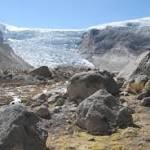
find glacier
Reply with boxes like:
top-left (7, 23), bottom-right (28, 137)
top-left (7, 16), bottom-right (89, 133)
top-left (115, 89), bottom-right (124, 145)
top-left (0, 23), bottom-right (94, 68)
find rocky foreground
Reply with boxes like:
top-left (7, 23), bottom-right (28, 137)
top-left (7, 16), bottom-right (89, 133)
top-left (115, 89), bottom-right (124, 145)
top-left (0, 56), bottom-right (150, 150)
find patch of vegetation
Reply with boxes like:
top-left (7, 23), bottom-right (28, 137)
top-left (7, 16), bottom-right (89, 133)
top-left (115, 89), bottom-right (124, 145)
top-left (46, 128), bottom-right (132, 150)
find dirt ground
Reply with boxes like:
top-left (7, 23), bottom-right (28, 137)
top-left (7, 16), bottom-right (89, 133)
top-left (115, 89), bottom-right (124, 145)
top-left (0, 81), bottom-right (150, 150)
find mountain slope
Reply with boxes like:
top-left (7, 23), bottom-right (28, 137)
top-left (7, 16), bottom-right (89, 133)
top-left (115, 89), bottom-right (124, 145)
top-left (80, 17), bottom-right (150, 71)
top-left (0, 43), bottom-right (32, 71)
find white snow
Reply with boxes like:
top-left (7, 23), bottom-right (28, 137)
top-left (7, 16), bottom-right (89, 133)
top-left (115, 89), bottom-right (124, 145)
top-left (10, 96), bottom-right (22, 105)
top-left (3, 23), bottom-right (85, 32)
top-left (89, 17), bottom-right (150, 30)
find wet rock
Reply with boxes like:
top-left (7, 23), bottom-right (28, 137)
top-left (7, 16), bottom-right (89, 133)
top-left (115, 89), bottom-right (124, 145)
top-left (76, 89), bottom-right (133, 135)
top-left (0, 105), bottom-right (48, 150)
top-left (67, 70), bottom-right (119, 104)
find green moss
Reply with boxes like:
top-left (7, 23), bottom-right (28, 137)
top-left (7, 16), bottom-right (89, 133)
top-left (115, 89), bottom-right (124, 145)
top-left (121, 127), bottom-right (138, 138)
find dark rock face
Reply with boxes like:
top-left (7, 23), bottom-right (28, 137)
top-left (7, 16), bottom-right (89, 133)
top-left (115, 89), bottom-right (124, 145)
top-left (0, 105), bottom-right (48, 150)
top-left (81, 27), bottom-right (150, 55)
top-left (67, 70), bottom-right (119, 104)
top-left (76, 89), bottom-right (133, 135)
top-left (29, 66), bottom-right (52, 78)
top-left (80, 25), bottom-right (150, 71)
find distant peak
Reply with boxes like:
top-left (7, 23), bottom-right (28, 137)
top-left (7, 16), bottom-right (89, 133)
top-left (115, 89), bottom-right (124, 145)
top-left (1, 17), bottom-right (150, 32)
top-left (89, 17), bottom-right (150, 30)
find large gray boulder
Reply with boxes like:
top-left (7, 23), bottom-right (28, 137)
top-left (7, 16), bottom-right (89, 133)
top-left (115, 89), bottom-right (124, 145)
top-left (67, 70), bottom-right (119, 104)
top-left (0, 105), bottom-right (48, 150)
top-left (76, 89), bottom-right (133, 135)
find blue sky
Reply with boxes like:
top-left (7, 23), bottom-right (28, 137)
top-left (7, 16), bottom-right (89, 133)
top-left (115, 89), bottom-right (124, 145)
top-left (0, 0), bottom-right (150, 28)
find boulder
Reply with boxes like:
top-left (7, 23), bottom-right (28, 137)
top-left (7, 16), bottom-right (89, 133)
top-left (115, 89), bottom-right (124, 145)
top-left (67, 70), bottom-right (119, 104)
top-left (0, 105), bottom-right (48, 150)
top-left (124, 75), bottom-right (148, 94)
top-left (140, 97), bottom-right (150, 107)
top-left (137, 91), bottom-right (150, 100)
top-left (34, 105), bottom-right (51, 119)
top-left (116, 107), bottom-right (133, 128)
top-left (76, 89), bottom-right (133, 135)
top-left (29, 66), bottom-right (52, 78)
